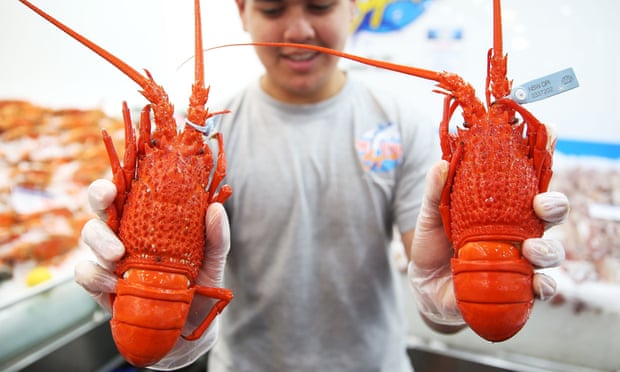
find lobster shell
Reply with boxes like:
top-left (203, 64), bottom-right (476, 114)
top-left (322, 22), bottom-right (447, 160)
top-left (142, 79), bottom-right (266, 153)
top-left (445, 104), bottom-right (545, 341)
top-left (114, 144), bottom-right (214, 281)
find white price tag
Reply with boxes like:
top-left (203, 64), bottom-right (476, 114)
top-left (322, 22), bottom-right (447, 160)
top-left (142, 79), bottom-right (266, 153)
top-left (510, 68), bottom-right (579, 104)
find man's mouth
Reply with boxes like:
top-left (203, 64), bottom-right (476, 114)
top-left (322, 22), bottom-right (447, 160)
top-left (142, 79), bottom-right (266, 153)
top-left (283, 51), bottom-right (318, 61)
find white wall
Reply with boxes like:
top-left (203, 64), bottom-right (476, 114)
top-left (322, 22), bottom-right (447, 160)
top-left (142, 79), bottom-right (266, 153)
top-left (0, 0), bottom-right (258, 114)
top-left (345, 0), bottom-right (619, 145)
top-left (1, 0), bottom-right (618, 144)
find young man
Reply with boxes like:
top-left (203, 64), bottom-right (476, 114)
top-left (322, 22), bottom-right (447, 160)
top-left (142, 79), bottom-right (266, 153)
top-left (77, 1), bottom-right (568, 371)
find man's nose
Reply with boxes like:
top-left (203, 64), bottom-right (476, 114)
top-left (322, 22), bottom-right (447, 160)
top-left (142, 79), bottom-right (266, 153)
top-left (283, 11), bottom-right (315, 42)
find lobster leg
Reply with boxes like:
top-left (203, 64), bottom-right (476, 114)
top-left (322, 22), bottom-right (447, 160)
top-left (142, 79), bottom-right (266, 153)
top-left (438, 95), bottom-right (461, 161)
top-left (495, 98), bottom-right (554, 191)
top-left (137, 105), bottom-right (152, 156)
top-left (485, 49), bottom-right (494, 106)
top-left (207, 133), bottom-right (232, 204)
top-left (102, 129), bottom-right (125, 233)
top-left (438, 95), bottom-right (463, 242)
top-left (121, 102), bottom-right (137, 188)
top-left (102, 101), bottom-right (140, 232)
top-left (439, 95), bottom-right (453, 161)
top-left (439, 142), bottom-right (463, 243)
top-left (182, 286), bottom-right (234, 341)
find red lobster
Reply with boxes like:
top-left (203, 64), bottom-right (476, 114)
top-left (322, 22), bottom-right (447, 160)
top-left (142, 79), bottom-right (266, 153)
top-left (210, 0), bottom-right (554, 342)
top-left (20, 0), bottom-right (233, 366)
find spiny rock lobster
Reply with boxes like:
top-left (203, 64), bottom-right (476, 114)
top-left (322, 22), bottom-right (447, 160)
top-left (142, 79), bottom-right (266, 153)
top-left (210, 0), bottom-right (556, 342)
top-left (20, 0), bottom-right (233, 366)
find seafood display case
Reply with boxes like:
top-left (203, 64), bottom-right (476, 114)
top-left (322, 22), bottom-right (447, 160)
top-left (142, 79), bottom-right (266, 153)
top-left (0, 101), bottom-right (126, 371)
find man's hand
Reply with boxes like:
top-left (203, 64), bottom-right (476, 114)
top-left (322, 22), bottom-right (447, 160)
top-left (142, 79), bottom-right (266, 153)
top-left (407, 160), bottom-right (568, 331)
top-left (74, 179), bottom-right (231, 370)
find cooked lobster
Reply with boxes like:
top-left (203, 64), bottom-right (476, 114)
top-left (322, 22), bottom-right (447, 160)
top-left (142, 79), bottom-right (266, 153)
top-left (209, 0), bottom-right (556, 341)
top-left (19, 0), bottom-right (233, 366)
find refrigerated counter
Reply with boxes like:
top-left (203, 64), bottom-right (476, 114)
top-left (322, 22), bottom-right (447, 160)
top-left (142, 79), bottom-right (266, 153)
top-left (3, 276), bottom-right (616, 372)
top-left (402, 273), bottom-right (620, 372)
top-left (0, 278), bottom-right (121, 372)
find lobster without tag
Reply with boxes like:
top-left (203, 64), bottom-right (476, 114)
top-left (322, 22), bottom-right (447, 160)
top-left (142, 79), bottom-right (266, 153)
top-left (210, 0), bottom-right (558, 342)
top-left (20, 0), bottom-right (233, 366)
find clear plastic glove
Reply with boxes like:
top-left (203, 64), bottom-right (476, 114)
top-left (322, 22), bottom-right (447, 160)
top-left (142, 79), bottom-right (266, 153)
top-left (75, 179), bottom-right (231, 370)
top-left (408, 160), bottom-right (568, 330)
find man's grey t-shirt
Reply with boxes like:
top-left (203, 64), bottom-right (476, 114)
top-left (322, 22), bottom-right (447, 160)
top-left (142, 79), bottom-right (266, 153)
top-left (208, 77), bottom-right (438, 372)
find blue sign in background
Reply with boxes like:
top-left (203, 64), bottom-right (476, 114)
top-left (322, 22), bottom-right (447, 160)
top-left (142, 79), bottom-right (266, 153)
top-left (556, 139), bottom-right (620, 159)
top-left (353, 0), bottom-right (432, 33)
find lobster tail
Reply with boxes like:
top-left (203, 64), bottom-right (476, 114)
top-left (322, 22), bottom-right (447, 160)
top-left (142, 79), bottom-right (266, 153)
top-left (452, 241), bottom-right (534, 342)
top-left (110, 270), bottom-right (194, 367)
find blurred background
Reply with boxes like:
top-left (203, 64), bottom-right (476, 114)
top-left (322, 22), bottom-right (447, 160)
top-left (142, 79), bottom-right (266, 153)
top-left (1, 1), bottom-right (618, 371)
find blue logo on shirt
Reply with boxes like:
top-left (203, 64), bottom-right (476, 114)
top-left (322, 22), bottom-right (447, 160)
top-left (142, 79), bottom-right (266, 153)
top-left (356, 122), bottom-right (403, 172)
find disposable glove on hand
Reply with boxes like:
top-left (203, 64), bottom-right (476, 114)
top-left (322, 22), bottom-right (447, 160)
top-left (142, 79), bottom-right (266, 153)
top-left (75, 179), bottom-right (231, 370)
top-left (408, 160), bottom-right (568, 330)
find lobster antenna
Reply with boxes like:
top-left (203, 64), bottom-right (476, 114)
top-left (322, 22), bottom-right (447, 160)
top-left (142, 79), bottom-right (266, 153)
top-left (487, 0), bottom-right (511, 102)
top-left (185, 0), bottom-right (220, 128)
top-left (493, 0), bottom-right (503, 58)
top-left (194, 0), bottom-right (204, 88)
top-left (205, 42), bottom-right (444, 83)
top-left (19, 0), bottom-right (150, 91)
